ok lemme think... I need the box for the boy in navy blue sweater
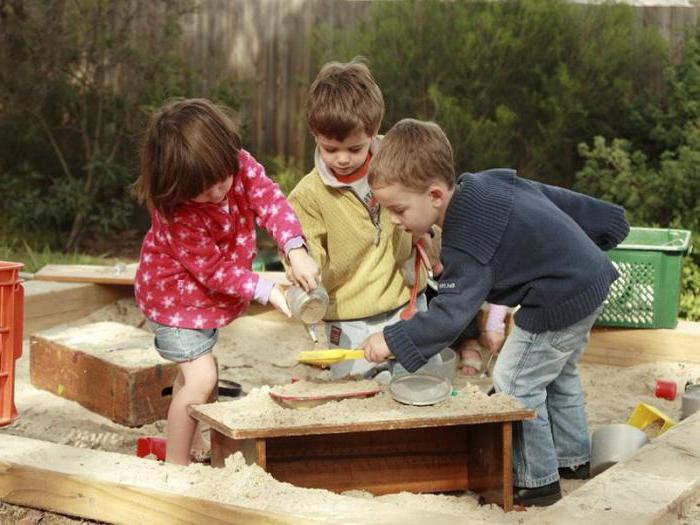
[361,119,629,506]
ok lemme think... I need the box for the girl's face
[192,175,234,204]
[315,128,374,177]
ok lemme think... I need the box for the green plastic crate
[597,227,692,329]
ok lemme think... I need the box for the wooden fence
[180,0,700,169]
[180,0,372,168]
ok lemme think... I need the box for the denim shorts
[146,320,218,363]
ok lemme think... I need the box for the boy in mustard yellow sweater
[290,58,506,378]
[288,58,431,379]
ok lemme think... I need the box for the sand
[3,297,700,524]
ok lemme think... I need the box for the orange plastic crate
[0,261,24,427]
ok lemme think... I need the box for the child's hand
[268,283,292,317]
[361,332,393,363]
[287,248,321,292]
[480,330,506,356]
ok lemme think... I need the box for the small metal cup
[286,284,329,324]
[681,383,700,420]
[591,424,649,476]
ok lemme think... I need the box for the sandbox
[2,289,700,523]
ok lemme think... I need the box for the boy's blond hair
[368,118,456,191]
[306,57,384,140]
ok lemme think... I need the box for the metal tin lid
[389,374,452,406]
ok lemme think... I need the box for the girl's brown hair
[133,98,242,219]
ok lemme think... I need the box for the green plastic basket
[596,227,692,329]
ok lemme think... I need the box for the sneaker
[513,481,562,507]
[559,462,590,480]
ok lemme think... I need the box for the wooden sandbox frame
[6,266,700,523]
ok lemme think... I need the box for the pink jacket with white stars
[134,149,304,329]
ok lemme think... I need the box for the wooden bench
[191,399,534,511]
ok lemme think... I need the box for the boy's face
[373,183,446,237]
[315,128,374,177]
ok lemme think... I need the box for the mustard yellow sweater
[288,169,425,321]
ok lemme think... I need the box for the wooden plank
[33,264,288,292]
[23,280,133,335]
[34,263,138,285]
[0,463,307,525]
[256,438,267,470]
[264,426,470,495]
[501,423,513,512]
[192,403,535,440]
[210,429,257,468]
[0,436,315,525]
[583,321,700,367]
[0,434,470,525]
[533,411,700,524]
[465,423,507,509]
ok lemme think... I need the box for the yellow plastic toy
[626,402,676,437]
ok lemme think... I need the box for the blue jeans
[492,306,602,488]
[146,320,218,363]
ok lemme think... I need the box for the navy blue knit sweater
[384,169,630,373]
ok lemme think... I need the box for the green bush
[314,0,666,186]
[0,1,195,251]
[575,30,700,320]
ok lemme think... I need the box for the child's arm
[481,304,508,355]
[239,151,319,289]
[238,150,307,258]
[530,180,630,250]
[382,246,494,372]
[287,190,328,275]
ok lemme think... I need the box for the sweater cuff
[600,206,630,251]
[283,236,306,256]
[384,322,429,373]
[485,304,508,333]
[253,276,274,305]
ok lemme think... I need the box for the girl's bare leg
[170,370,210,453]
[165,353,217,465]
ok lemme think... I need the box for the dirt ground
[2,297,700,523]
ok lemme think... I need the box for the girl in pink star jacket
[133,98,319,464]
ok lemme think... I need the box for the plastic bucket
[417,348,458,383]
[591,424,649,476]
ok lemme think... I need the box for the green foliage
[575,30,700,320]
[0,0,195,251]
[264,156,306,196]
[314,0,666,185]
[681,260,700,321]
[0,235,128,274]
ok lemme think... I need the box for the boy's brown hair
[133,98,241,220]
[368,118,456,191]
[306,57,384,140]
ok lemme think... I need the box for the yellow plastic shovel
[296,349,366,366]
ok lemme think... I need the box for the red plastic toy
[655,379,677,401]
[136,436,166,461]
[0,261,24,428]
